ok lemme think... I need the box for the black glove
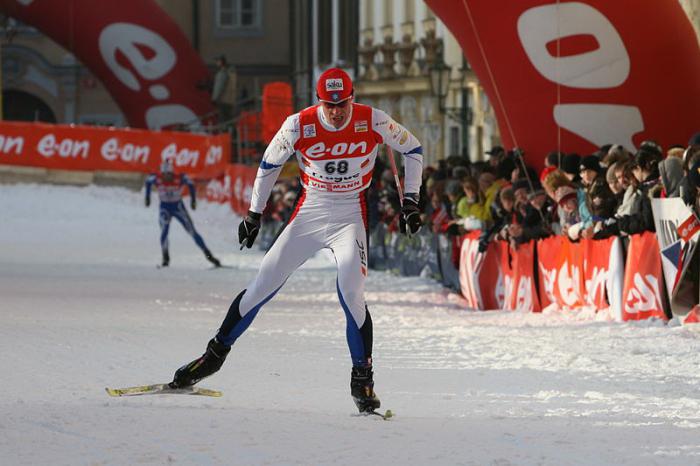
[399,195,422,235]
[478,239,489,253]
[190,198,197,210]
[238,211,261,249]
[145,197,150,207]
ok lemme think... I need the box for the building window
[216,0,261,29]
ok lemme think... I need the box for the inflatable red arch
[2,0,699,170]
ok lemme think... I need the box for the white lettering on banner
[233,176,243,201]
[515,277,533,312]
[0,135,24,155]
[502,275,514,311]
[554,104,643,153]
[37,134,89,159]
[495,272,505,309]
[161,143,199,168]
[585,266,608,306]
[518,3,642,151]
[100,138,149,163]
[98,23,199,129]
[540,264,557,304]
[205,145,223,166]
[557,262,581,307]
[206,176,230,203]
[624,273,662,314]
[517,3,630,88]
[305,141,368,159]
[460,240,480,308]
[145,105,198,130]
[98,23,176,92]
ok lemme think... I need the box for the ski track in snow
[1,184,700,466]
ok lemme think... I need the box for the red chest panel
[294,104,380,161]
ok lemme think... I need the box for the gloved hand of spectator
[145,197,150,208]
[478,239,489,253]
[238,211,261,249]
[191,198,197,210]
[399,195,422,235]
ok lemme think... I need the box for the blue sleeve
[183,174,196,203]
[145,174,156,201]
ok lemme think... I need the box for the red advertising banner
[0,121,229,177]
[0,0,215,128]
[426,0,700,171]
[537,236,585,310]
[497,241,540,312]
[226,164,258,216]
[458,231,503,310]
[622,232,667,321]
[262,83,293,145]
[583,237,613,309]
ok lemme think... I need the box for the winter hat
[554,185,577,206]
[561,153,581,175]
[316,68,353,103]
[579,155,601,173]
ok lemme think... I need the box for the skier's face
[320,97,352,129]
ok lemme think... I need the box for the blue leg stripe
[219,284,284,346]
[337,280,366,366]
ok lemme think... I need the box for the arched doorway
[2,89,56,123]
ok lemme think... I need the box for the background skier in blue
[145,160,221,268]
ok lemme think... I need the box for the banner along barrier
[622,232,667,321]
[458,233,646,320]
[0,121,229,178]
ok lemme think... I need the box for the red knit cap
[316,68,353,103]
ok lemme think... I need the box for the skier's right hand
[238,211,261,249]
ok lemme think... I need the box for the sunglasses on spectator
[321,99,350,109]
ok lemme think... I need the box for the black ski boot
[161,250,170,267]
[204,250,221,267]
[170,338,230,388]
[350,366,380,413]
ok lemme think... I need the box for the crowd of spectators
[262,133,700,267]
[372,133,700,264]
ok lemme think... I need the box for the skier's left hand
[399,195,422,235]
[191,198,197,210]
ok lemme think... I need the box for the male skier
[145,160,221,268]
[170,68,423,413]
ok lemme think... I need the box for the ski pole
[387,147,411,238]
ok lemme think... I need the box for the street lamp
[429,59,472,160]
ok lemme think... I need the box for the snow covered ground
[1,183,700,466]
